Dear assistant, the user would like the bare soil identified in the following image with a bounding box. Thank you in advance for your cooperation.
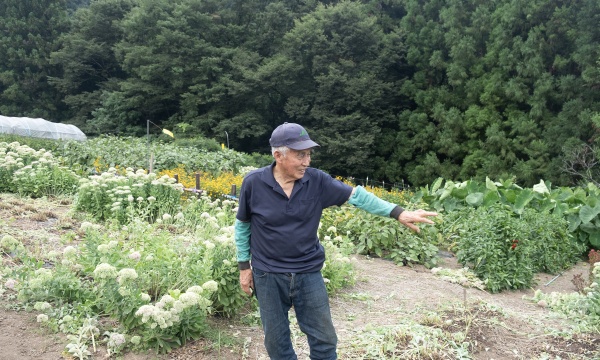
[0,194,598,359]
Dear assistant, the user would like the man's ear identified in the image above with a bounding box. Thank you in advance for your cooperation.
[273,150,285,162]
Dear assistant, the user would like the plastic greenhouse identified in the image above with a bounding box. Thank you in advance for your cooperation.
[0,116,86,141]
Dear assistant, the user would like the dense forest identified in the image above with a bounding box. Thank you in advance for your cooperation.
[1,0,599,187]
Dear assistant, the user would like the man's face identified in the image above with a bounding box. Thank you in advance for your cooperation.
[276,148,313,180]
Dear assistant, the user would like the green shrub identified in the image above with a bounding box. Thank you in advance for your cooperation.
[74,168,184,224]
[445,205,584,293]
[1,141,80,196]
[321,205,439,268]
[449,206,534,293]
[522,210,586,274]
[13,159,80,197]
[0,134,64,153]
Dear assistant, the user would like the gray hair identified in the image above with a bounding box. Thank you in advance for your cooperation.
[271,146,289,157]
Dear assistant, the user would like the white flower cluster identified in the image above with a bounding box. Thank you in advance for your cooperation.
[1,143,58,173]
[187,285,203,294]
[34,301,52,311]
[202,280,218,293]
[97,240,119,254]
[213,234,233,244]
[93,263,118,280]
[0,234,23,252]
[238,166,257,176]
[63,246,77,259]
[203,240,216,250]
[134,284,216,329]
[79,221,101,232]
[78,168,183,210]
[107,332,126,348]
[28,268,53,290]
[130,335,141,345]
[117,268,138,285]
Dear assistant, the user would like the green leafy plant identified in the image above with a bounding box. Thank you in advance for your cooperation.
[321,205,439,268]
[1,141,79,196]
[12,158,80,197]
[451,205,535,293]
[445,205,584,293]
[74,167,184,224]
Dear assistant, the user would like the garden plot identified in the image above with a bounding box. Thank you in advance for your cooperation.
[1,194,599,359]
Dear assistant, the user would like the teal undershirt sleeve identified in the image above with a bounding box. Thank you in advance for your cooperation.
[234,219,251,262]
[348,186,402,218]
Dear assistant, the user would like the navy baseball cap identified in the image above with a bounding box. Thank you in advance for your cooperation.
[269,122,320,150]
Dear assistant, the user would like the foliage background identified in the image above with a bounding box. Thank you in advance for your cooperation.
[1,0,599,187]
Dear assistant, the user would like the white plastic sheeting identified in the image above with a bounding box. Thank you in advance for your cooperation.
[0,116,86,141]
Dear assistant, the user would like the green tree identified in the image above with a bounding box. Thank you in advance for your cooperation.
[394,0,600,186]
[0,0,70,119]
[258,1,408,178]
[50,0,136,134]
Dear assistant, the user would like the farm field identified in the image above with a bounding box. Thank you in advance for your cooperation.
[0,194,598,360]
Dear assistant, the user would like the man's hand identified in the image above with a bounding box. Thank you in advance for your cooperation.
[239,268,254,296]
[397,209,438,233]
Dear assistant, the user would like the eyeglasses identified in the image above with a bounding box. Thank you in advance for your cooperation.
[292,150,313,161]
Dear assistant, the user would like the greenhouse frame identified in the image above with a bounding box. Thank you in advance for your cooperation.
[0,116,86,141]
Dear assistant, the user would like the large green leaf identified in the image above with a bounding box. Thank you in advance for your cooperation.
[500,189,517,204]
[579,222,600,234]
[442,197,460,212]
[466,180,480,194]
[465,192,483,206]
[513,189,534,215]
[554,187,574,202]
[482,191,500,207]
[439,181,455,201]
[553,202,569,218]
[452,187,469,200]
[585,196,598,208]
[485,177,497,191]
[431,177,444,193]
[537,198,556,213]
[590,233,600,248]
[566,213,582,233]
[578,204,600,224]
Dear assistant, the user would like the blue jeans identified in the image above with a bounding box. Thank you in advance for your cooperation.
[252,268,337,360]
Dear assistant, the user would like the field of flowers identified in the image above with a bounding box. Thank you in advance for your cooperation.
[0,140,357,357]
[1,136,599,358]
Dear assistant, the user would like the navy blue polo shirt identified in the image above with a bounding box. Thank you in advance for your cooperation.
[236,163,353,273]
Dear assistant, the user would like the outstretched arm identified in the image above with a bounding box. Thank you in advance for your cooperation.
[348,186,437,233]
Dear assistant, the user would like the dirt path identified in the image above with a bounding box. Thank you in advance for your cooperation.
[1,255,597,360]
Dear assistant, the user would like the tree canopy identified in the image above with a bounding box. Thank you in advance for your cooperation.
[1,0,598,186]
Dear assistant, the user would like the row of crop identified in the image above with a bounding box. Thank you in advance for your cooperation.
[2,139,594,287]
[413,177,600,249]
[2,138,600,355]
[0,140,246,202]
[0,133,272,177]
[1,186,353,356]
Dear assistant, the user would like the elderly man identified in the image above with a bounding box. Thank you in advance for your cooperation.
[235,122,437,360]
